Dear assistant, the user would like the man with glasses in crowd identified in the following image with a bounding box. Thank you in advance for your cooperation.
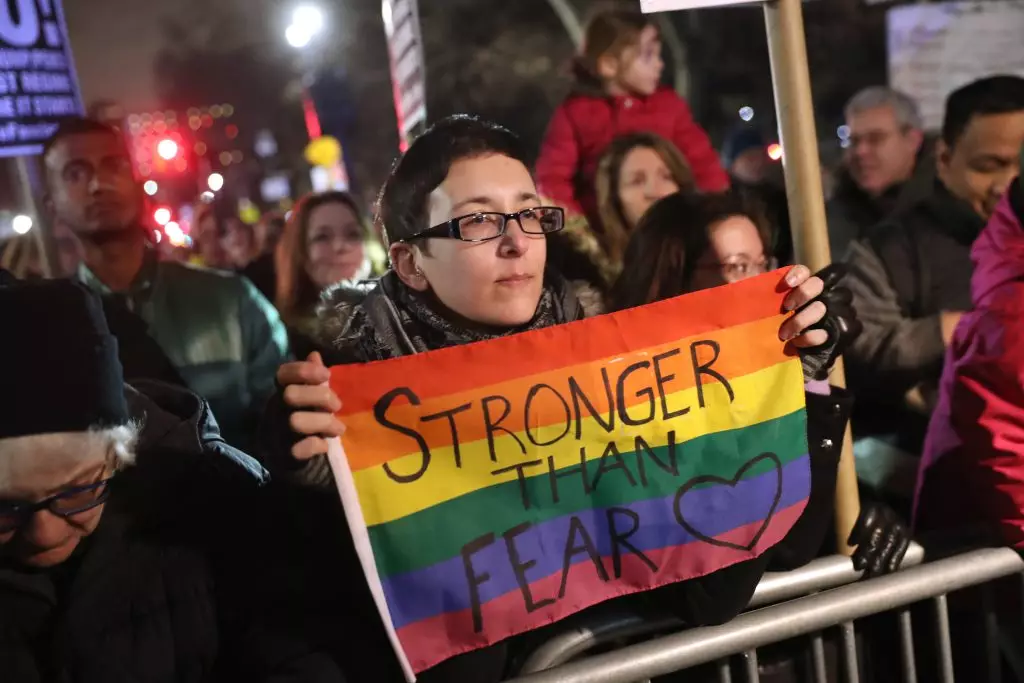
[0,274,341,681]
[827,86,930,259]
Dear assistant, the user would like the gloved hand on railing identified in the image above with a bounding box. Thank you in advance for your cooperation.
[849,502,911,578]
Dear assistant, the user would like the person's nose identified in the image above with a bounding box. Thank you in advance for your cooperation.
[20,510,70,549]
[88,168,118,195]
[497,217,531,258]
[335,236,359,254]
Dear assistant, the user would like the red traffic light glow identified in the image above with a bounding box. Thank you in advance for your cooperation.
[157,138,179,160]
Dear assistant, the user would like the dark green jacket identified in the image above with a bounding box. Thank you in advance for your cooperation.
[78,252,290,447]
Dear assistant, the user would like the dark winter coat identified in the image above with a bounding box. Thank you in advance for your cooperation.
[0,381,343,683]
[826,149,934,260]
[536,85,729,222]
[258,274,851,682]
[844,181,986,453]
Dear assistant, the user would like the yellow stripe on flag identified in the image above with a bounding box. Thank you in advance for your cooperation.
[355,359,804,527]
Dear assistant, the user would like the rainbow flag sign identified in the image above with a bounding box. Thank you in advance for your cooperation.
[326,271,810,679]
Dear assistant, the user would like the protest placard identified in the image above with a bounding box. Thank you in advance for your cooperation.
[0,0,84,157]
[327,271,810,678]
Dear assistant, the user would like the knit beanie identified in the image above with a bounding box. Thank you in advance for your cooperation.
[722,127,766,168]
[0,272,128,438]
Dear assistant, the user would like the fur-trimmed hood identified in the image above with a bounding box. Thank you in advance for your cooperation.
[310,272,605,361]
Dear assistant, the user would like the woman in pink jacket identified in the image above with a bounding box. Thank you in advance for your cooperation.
[915,174,1024,547]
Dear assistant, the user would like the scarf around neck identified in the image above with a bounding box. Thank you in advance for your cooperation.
[344,271,584,362]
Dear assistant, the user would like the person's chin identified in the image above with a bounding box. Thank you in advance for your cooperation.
[494,291,544,325]
[17,541,79,568]
[80,220,137,237]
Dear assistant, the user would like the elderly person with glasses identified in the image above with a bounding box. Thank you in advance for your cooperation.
[0,274,341,682]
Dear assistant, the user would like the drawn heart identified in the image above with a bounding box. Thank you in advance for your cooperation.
[673,452,784,552]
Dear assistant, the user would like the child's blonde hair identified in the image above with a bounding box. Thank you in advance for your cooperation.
[576,9,656,83]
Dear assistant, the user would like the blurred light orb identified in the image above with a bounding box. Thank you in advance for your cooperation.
[285,24,312,48]
[767,143,784,161]
[207,172,225,192]
[12,214,32,234]
[293,5,324,33]
[154,207,172,226]
[157,138,178,160]
[143,180,159,196]
[739,106,755,122]
[165,221,185,246]
[286,5,323,48]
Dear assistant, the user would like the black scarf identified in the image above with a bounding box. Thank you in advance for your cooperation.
[343,271,584,362]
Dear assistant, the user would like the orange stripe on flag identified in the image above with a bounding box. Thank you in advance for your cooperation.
[339,315,790,472]
[331,271,791,416]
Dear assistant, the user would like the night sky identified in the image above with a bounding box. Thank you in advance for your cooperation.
[64,0,285,112]
[65,0,163,110]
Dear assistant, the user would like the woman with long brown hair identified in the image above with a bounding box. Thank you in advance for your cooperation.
[275,191,382,356]
[546,131,694,295]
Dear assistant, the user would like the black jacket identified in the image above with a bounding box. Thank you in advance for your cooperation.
[827,149,934,260]
[0,382,343,683]
[259,282,852,682]
[845,181,985,451]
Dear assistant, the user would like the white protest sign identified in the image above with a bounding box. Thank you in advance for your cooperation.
[0,0,84,157]
[888,1,1024,131]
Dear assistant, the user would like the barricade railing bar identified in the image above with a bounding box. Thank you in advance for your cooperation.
[508,546,1024,683]
[517,542,928,674]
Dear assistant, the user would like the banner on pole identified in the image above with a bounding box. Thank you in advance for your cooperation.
[0,0,84,158]
[889,1,1024,131]
[382,0,426,150]
[326,272,810,678]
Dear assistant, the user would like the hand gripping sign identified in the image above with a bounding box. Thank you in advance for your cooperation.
[327,272,810,679]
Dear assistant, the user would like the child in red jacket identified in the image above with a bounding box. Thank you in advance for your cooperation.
[536,9,728,222]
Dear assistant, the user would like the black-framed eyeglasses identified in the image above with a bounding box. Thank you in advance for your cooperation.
[0,476,115,533]
[403,206,565,243]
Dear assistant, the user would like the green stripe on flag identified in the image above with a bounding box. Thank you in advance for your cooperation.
[369,409,807,577]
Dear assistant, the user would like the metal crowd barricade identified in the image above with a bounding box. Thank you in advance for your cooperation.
[508,546,1024,683]
[516,543,927,674]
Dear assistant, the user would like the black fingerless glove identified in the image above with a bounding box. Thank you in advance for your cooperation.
[849,502,912,578]
[797,263,863,381]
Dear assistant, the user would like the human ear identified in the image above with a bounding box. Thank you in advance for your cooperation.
[597,54,620,81]
[390,242,430,292]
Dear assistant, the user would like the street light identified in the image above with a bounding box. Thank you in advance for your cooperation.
[285,24,311,48]
[285,5,324,48]
[12,214,32,235]
[285,4,326,143]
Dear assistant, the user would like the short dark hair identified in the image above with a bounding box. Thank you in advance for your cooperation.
[942,75,1024,146]
[42,116,124,162]
[376,115,528,246]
